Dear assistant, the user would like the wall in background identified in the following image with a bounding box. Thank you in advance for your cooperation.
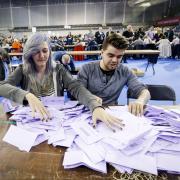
[0,0,173,29]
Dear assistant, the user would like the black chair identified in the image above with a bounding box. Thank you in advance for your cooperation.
[133,44,144,59]
[122,44,133,63]
[145,44,158,75]
[127,84,176,105]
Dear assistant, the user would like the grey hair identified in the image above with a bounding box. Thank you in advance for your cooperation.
[23,33,54,94]
[23,33,53,74]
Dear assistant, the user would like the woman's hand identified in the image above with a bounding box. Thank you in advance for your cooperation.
[25,93,51,121]
[92,107,124,131]
[93,95,103,105]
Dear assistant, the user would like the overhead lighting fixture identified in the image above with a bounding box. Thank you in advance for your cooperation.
[140,2,151,7]
[48,31,52,35]
[134,0,147,5]
[64,25,71,29]
[32,26,36,33]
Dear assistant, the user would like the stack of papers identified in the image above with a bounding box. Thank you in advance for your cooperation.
[143,105,180,173]
[2,97,180,175]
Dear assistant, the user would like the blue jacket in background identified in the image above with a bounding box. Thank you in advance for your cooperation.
[53,51,75,72]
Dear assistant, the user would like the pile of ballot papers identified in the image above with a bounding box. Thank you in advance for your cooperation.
[2,97,180,175]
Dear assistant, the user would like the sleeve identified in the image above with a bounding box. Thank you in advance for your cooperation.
[124,66,147,98]
[0,65,29,104]
[58,65,101,112]
[76,64,89,88]
[0,62,5,81]
[52,52,59,61]
[69,58,76,71]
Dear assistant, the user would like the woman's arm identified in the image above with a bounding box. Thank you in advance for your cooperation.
[0,65,29,104]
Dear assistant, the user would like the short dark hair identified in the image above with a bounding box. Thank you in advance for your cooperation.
[102,33,129,50]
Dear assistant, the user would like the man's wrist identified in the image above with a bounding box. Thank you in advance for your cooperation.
[135,99,146,105]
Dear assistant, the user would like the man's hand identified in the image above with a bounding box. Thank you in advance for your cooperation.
[128,89,150,116]
[92,107,125,131]
[25,93,51,121]
[128,100,144,116]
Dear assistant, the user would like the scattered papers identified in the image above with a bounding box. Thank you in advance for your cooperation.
[2,98,180,175]
[71,120,103,144]
[3,125,44,152]
[105,150,157,175]
[63,150,107,173]
[156,152,180,172]
[48,128,65,144]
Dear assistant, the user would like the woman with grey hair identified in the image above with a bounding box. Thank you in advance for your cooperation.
[0,33,124,130]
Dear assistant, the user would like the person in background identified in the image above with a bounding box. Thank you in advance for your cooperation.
[156,35,171,58]
[66,32,73,45]
[171,35,180,59]
[106,27,114,37]
[0,33,124,130]
[95,27,105,45]
[146,26,155,41]
[1,39,10,51]
[77,33,150,116]
[12,39,22,52]
[143,35,153,45]
[53,51,75,72]
[122,25,134,63]
[0,48,11,81]
[86,29,95,42]
[165,28,174,42]
[131,35,144,47]
[134,27,145,40]
[122,25,134,41]
[171,35,180,46]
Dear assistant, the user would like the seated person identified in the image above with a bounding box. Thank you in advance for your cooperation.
[0,48,11,81]
[86,40,99,60]
[0,33,124,130]
[11,39,22,52]
[77,33,150,116]
[53,51,75,72]
[53,51,77,99]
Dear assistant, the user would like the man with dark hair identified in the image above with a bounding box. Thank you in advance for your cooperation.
[77,33,150,116]
[0,48,11,81]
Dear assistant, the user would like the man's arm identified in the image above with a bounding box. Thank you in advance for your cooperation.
[137,89,151,104]
[0,65,29,104]
[77,64,89,88]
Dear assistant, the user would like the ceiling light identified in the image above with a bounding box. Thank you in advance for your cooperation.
[64,25,71,29]
[134,0,147,5]
[140,2,151,7]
